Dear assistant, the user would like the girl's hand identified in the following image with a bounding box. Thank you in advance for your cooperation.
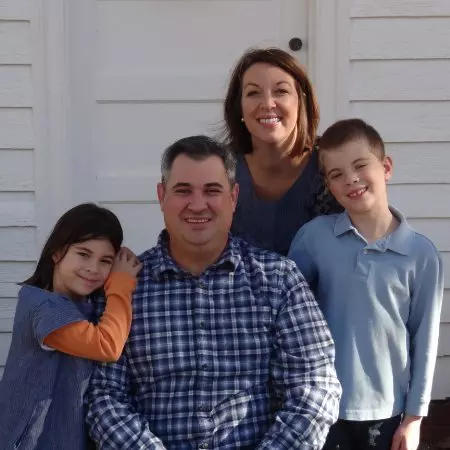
[111,247,143,277]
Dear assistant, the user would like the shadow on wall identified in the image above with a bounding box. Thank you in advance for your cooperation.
[420,400,450,449]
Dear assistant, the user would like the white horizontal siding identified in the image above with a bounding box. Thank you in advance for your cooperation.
[349,3,450,398]
[0,7,36,376]
[351,61,450,101]
[350,102,450,142]
[352,0,450,17]
[351,18,450,60]
[386,143,450,184]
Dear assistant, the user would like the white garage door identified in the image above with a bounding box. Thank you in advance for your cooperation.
[69,0,308,253]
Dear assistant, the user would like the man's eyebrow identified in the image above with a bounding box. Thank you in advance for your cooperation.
[205,182,224,189]
[172,182,192,189]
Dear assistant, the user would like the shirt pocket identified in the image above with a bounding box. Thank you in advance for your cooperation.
[14,398,52,449]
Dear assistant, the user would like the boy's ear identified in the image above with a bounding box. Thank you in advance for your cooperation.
[383,156,393,181]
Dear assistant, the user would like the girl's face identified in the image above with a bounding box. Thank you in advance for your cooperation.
[52,238,115,299]
[241,62,299,149]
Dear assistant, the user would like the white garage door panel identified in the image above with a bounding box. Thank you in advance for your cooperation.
[96,1,306,75]
[101,202,165,253]
[94,102,222,179]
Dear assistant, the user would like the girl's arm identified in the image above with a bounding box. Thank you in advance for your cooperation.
[43,271,137,362]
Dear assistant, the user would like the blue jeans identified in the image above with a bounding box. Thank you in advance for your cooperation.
[323,415,402,450]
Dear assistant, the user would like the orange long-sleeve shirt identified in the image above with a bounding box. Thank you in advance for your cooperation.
[43,272,136,362]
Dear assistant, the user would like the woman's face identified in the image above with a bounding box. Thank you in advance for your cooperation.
[241,63,299,149]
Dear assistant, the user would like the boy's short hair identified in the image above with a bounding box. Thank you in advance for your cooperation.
[318,119,385,164]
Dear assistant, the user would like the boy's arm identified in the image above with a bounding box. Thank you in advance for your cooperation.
[405,250,444,416]
[43,272,136,362]
[287,226,317,286]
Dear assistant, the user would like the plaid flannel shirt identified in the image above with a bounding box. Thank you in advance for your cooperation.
[86,233,341,449]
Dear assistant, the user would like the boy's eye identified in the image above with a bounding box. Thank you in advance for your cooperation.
[355,164,367,170]
[101,259,113,265]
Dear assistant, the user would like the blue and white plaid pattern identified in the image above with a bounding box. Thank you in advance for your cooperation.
[86,233,341,449]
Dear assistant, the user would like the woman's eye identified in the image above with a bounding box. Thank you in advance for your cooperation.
[276,89,289,95]
[245,90,259,97]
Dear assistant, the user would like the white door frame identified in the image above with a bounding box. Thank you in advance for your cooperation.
[33,0,351,247]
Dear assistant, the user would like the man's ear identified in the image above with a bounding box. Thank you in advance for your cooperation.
[157,183,166,211]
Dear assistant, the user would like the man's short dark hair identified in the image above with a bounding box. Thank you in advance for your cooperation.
[161,135,237,186]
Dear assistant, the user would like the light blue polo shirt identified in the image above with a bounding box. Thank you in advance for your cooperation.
[288,208,443,421]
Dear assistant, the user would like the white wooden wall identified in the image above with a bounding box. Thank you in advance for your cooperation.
[0,0,38,378]
[349,0,450,398]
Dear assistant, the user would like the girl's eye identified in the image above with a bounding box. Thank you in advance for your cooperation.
[78,252,89,258]
[356,164,367,170]
[101,259,113,266]
[330,173,342,180]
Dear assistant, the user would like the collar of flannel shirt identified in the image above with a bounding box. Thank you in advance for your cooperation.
[150,230,242,279]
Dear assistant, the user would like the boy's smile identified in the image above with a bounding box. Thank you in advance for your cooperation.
[321,139,393,215]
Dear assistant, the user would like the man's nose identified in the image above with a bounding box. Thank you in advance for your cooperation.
[188,192,208,211]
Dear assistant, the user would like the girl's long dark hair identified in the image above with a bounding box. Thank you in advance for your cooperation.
[23,203,123,290]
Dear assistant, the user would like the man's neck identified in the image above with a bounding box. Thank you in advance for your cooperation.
[168,239,228,276]
[347,203,398,243]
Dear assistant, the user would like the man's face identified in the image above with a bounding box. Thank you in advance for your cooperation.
[157,154,239,254]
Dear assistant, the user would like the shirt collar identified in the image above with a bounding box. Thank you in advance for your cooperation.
[334,206,414,256]
[151,230,241,278]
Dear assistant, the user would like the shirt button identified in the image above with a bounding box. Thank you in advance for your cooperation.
[199,321,205,328]
[199,443,209,449]
[363,249,368,254]
[202,363,208,370]
[198,281,207,289]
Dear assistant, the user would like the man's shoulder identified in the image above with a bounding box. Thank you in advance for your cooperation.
[231,236,298,274]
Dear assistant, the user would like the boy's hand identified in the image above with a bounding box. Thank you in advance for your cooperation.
[390,415,422,450]
[111,247,143,277]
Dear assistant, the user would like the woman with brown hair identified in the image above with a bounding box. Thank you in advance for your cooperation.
[224,47,341,255]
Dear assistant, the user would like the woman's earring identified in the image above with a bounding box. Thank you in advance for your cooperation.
[241,117,244,122]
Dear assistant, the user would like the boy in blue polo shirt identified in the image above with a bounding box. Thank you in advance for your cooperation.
[288,119,443,450]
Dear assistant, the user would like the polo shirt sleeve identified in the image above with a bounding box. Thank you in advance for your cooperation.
[32,293,88,350]
[287,225,317,286]
[406,247,444,416]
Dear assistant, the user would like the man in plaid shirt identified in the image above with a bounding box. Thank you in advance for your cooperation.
[86,136,341,449]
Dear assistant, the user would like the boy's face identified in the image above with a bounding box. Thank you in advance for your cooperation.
[321,138,393,215]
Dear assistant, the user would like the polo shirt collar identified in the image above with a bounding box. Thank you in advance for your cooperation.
[334,206,414,256]
[151,230,241,278]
